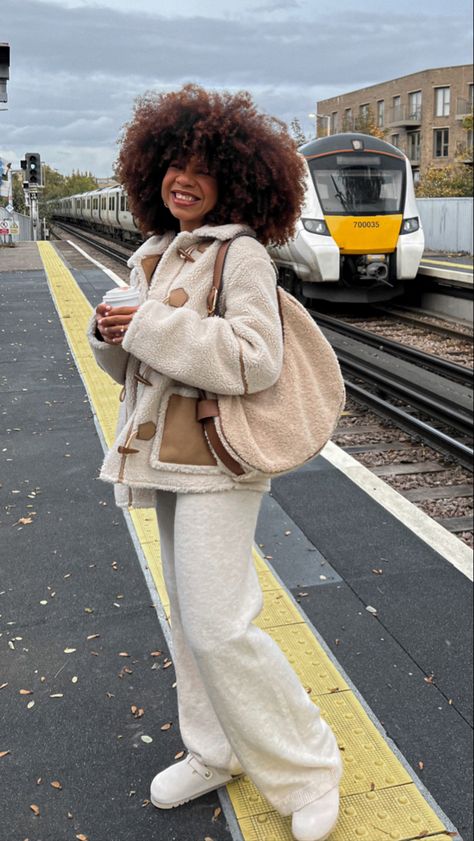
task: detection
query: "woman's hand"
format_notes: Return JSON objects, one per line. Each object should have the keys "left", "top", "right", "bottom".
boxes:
{"left": 95, "top": 302, "right": 139, "bottom": 345}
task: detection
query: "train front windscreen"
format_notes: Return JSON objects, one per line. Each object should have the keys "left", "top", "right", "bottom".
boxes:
{"left": 308, "top": 153, "right": 405, "bottom": 215}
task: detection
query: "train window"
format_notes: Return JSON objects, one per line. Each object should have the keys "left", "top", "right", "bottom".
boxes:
{"left": 87, "top": 198, "right": 90, "bottom": 209}
{"left": 93, "top": 198, "right": 98, "bottom": 210}
{"left": 101, "top": 196, "right": 107, "bottom": 210}
{"left": 309, "top": 152, "right": 405, "bottom": 214}
{"left": 120, "top": 194, "right": 125, "bottom": 212}
{"left": 110, "top": 196, "right": 115, "bottom": 211}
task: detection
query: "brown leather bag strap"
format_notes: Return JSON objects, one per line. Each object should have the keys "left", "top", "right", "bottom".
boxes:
{"left": 206, "top": 231, "right": 257, "bottom": 316}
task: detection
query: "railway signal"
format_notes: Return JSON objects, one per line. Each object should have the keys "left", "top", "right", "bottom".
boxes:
{"left": 25, "top": 153, "right": 42, "bottom": 187}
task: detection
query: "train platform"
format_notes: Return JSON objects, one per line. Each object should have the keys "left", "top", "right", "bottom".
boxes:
{"left": 0, "top": 241, "right": 472, "bottom": 841}
{"left": 419, "top": 252, "right": 473, "bottom": 288}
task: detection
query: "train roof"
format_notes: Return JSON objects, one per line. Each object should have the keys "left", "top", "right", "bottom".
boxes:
{"left": 300, "top": 132, "right": 406, "bottom": 160}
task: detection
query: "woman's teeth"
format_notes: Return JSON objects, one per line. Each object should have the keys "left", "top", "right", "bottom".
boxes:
{"left": 174, "top": 192, "right": 198, "bottom": 202}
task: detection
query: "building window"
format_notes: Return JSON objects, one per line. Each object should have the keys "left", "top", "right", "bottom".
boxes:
{"left": 408, "top": 90, "right": 422, "bottom": 120}
{"left": 469, "top": 84, "right": 474, "bottom": 107}
{"left": 391, "top": 133, "right": 400, "bottom": 148}
{"left": 467, "top": 129, "right": 473, "bottom": 152}
{"left": 343, "top": 108, "right": 353, "bottom": 130}
{"left": 377, "top": 100, "right": 384, "bottom": 127}
{"left": 435, "top": 87, "right": 450, "bottom": 117}
{"left": 330, "top": 111, "right": 338, "bottom": 134}
{"left": 408, "top": 131, "right": 421, "bottom": 161}
{"left": 392, "top": 95, "right": 401, "bottom": 121}
{"left": 434, "top": 128, "right": 449, "bottom": 157}
{"left": 359, "top": 103, "right": 369, "bottom": 121}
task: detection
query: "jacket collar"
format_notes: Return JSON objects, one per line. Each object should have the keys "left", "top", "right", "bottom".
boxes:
{"left": 127, "top": 223, "right": 254, "bottom": 270}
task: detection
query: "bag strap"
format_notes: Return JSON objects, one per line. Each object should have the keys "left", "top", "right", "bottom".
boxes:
{"left": 206, "top": 231, "right": 256, "bottom": 316}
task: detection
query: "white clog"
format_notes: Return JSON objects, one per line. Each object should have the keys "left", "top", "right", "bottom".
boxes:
{"left": 150, "top": 753, "right": 236, "bottom": 809}
{"left": 291, "top": 786, "right": 340, "bottom": 841}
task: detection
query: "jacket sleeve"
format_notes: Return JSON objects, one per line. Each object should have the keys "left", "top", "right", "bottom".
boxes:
{"left": 121, "top": 254, "right": 283, "bottom": 395}
{"left": 86, "top": 312, "right": 130, "bottom": 386}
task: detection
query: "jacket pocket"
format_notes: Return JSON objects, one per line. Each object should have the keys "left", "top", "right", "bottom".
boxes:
{"left": 152, "top": 392, "right": 217, "bottom": 468}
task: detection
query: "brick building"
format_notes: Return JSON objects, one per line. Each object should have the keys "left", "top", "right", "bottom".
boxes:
{"left": 316, "top": 64, "right": 473, "bottom": 180}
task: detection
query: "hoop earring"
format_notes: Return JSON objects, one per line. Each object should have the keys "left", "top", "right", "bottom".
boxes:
{"left": 163, "top": 201, "right": 169, "bottom": 208}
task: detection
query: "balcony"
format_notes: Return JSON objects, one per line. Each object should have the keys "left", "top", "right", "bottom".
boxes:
{"left": 456, "top": 97, "right": 473, "bottom": 119}
{"left": 387, "top": 105, "right": 422, "bottom": 128}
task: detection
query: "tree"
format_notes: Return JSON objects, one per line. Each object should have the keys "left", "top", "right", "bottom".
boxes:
{"left": 38, "top": 166, "right": 98, "bottom": 221}
{"left": 354, "top": 106, "right": 386, "bottom": 139}
{"left": 416, "top": 162, "right": 473, "bottom": 197}
{"left": 290, "top": 118, "right": 311, "bottom": 146}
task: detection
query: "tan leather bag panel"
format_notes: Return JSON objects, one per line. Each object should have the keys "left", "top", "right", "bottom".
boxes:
{"left": 159, "top": 395, "right": 217, "bottom": 466}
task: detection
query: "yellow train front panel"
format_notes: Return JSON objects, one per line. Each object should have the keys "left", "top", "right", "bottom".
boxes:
{"left": 325, "top": 214, "right": 403, "bottom": 254}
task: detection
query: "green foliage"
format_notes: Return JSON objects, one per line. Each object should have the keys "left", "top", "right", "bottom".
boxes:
{"left": 416, "top": 162, "right": 473, "bottom": 197}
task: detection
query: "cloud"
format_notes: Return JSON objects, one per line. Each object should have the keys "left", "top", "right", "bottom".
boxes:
{"left": 2, "top": 0, "right": 472, "bottom": 174}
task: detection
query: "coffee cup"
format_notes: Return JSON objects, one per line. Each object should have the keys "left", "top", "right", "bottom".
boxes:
{"left": 102, "top": 286, "right": 141, "bottom": 308}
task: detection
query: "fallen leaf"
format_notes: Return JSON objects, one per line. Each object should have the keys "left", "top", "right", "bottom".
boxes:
{"left": 174, "top": 751, "right": 185, "bottom": 760}
{"left": 87, "top": 634, "right": 100, "bottom": 640}
{"left": 298, "top": 592, "right": 309, "bottom": 597}
{"left": 131, "top": 705, "right": 144, "bottom": 719}
{"left": 19, "top": 689, "right": 33, "bottom": 695}
{"left": 0, "top": 751, "right": 11, "bottom": 758}
{"left": 118, "top": 652, "right": 130, "bottom": 657}
{"left": 161, "top": 722, "right": 172, "bottom": 731}
{"left": 27, "top": 701, "right": 35, "bottom": 709}
{"left": 64, "top": 648, "right": 76, "bottom": 654}
{"left": 418, "top": 760, "right": 425, "bottom": 770}
{"left": 150, "top": 651, "right": 162, "bottom": 657}
{"left": 30, "top": 804, "right": 40, "bottom": 816}
{"left": 424, "top": 675, "right": 435, "bottom": 684}
{"left": 141, "top": 735, "right": 153, "bottom": 744}
{"left": 163, "top": 660, "right": 173, "bottom": 669}
{"left": 76, "top": 835, "right": 89, "bottom": 841}
{"left": 50, "top": 694, "right": 64, "bottom": 698}
{"left": 84, "top": 607, "right": 94, "bottom": 614}
{"left": 0, "top": 683, "right": 8, "bottom": 690}
{"left": 212, "top": 807, "right": 222, "bottom": 821}
{"left": 51, "top": 780, "right": 63, "bottom": 790}
{"left": 284, "top": 530, "right": 291, "bottom": 536}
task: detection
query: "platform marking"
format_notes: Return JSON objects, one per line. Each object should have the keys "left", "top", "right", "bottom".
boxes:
{"left": 321, "top": 441, "right": 473, "bottom": 581}
{"left": 421, "top": 257, "right": 473, "bottom": 270}
{"left": 65, "top": 239, "right": 129, "bottom": 285}
{"left": 37, "top": 241, "right": 461, "bottom": 841}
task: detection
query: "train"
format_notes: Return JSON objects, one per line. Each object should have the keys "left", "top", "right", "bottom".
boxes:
{"left": 51, "top": 132, "right": 424, "bottom": 303}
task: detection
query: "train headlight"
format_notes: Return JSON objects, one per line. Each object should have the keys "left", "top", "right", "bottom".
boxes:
{"left": 302, "top": 218, "right": 330, "bottom": 235}
{"left": 401, "top": 217, "right": 420, "bottom": 234}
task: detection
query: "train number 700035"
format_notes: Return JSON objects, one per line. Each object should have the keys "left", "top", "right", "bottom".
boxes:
{"left": 352, "top": 221, "right": 380, "bottom": 228}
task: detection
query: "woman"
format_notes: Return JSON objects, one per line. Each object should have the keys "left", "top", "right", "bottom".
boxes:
{"left": 88, "top": 85, "right": 343, "bottom": 841}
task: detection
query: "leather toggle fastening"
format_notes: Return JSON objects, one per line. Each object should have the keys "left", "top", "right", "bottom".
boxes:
{"left": 134, "top": 370, "right": 152, "bottom": 386}
{"left": 177, "top": 246, "right": 196, "bottom": 262}
{"left": 118, "top": 444, "right": 139, "bottom": 455}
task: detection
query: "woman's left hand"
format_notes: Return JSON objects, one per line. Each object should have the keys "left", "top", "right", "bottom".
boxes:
{"left": 97, "top": 305, "right": 139, "bottom": 344}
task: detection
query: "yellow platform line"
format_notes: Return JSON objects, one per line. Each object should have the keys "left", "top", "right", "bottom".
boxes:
{"left": 37, "top": 240, "right": 452, "bottom": 841}
{"left": 421, "top": 257, "right": 473, "bottom": 270}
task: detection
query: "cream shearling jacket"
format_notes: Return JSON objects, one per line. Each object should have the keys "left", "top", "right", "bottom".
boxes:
{"left": 87, "top": 223, "right": 284, "bottom": 508}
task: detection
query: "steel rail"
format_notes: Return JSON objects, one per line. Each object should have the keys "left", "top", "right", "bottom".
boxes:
{"left": 338, "top": 353, "right": 472, "bottom": 436}
{"left": 312, "top": 310, "right": 473, "bottom": 385}
{"left": 52, "top": 221, "right": 132, "bottom": 265}
{"left": 345, "top": 381, "right": 474, "bottom": 471}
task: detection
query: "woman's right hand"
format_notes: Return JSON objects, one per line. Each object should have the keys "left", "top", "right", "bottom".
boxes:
{"left": 95, "top": 302, "right": 139, "bottom": 344}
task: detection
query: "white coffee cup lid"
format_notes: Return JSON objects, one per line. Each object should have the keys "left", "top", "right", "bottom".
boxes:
{"left": 103, "top": 286, "right": 140, "bottom": 306}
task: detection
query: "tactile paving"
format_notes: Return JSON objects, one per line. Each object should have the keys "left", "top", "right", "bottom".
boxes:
{"left": 318, "top": 692, "right": 412, "bottom": 795}
{"left": 37, "top": 241, "right": 456, "bottom": 841}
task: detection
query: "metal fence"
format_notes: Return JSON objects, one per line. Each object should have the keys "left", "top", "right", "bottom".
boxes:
{"left": 417, "top": 197, "right": 473, "bottom": 254}
{"left": 0, "top": 208, "right": 32, "bottom": 243}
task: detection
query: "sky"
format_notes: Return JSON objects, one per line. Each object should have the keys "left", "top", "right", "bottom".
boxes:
{"left": 1, "top": 0, "right": 473, "bottom": 177}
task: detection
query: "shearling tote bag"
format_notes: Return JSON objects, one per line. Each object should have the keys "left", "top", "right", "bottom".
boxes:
{"left": 197, "top": 235, "right": 345, "bottom": 477}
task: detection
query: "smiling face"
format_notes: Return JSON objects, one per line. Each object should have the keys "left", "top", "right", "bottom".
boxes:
{"left": 161, "top": 156, "right": 219, "bottom": 232}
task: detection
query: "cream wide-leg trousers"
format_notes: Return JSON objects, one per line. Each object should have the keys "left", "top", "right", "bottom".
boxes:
{"left": 154, "top": 488, "right": 343, "bottom": 817}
